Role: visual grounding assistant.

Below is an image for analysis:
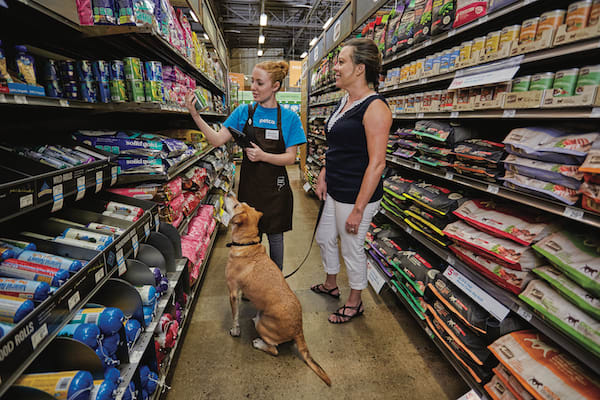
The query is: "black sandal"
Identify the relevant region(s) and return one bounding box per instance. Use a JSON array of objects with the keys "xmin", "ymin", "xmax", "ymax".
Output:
[
  {"xmin": 328, "ymin": 302, "xmax": 364, "ymax": 324},
  {"xmin": 310, "ymin": 283, "xmax": 340, "ymax": 299}
]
